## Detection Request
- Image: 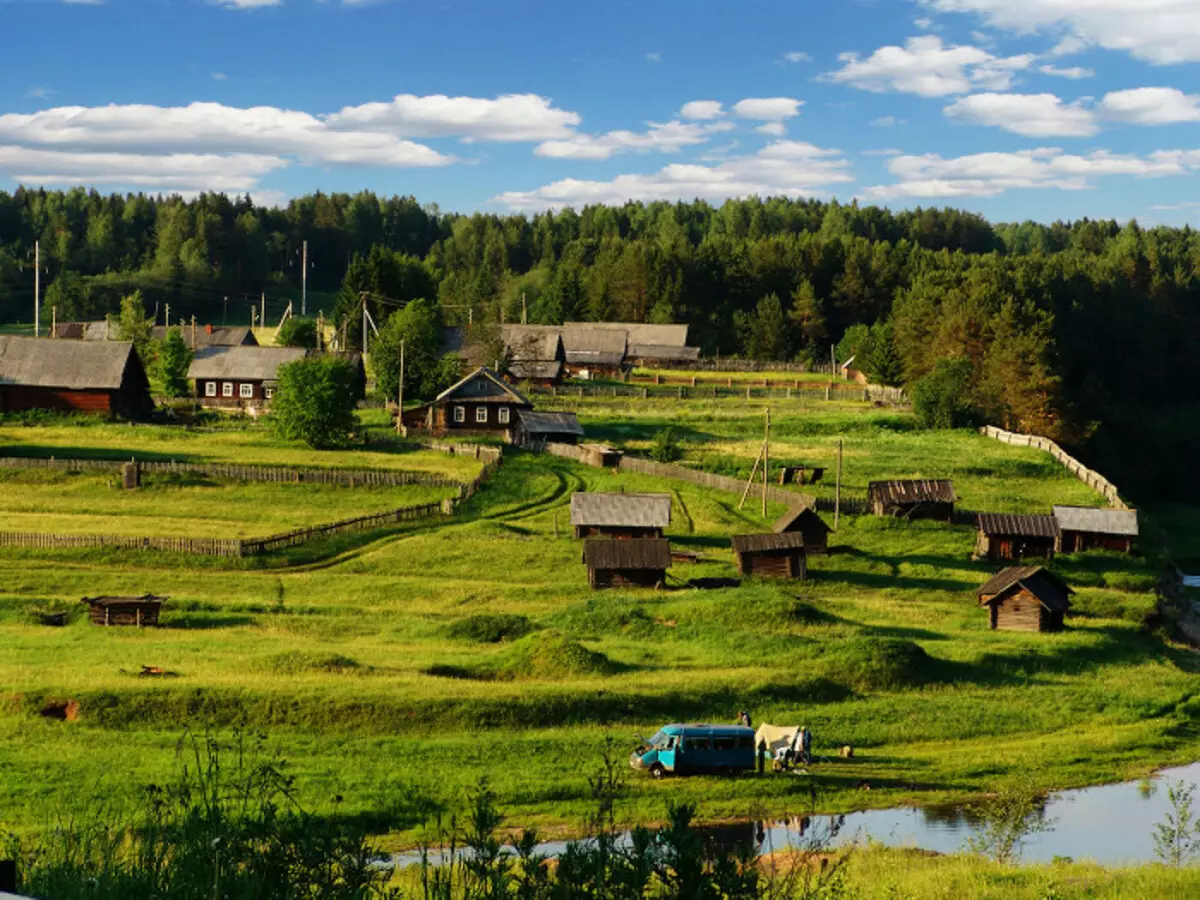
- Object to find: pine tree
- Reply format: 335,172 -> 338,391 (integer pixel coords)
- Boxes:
867,321 -> 904,386
158,328 -> 193,398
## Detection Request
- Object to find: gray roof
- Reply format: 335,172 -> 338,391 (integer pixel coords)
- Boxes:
436,366 -> 532,406
508,360 -> 564,381
731,532 -> 806,554
516,410 -> 585,437
583,538 -> 672,570
868,479 -> 957,505
561,325 -> 628,365
627,344 -> 701,363
187,346 -> 307,382
568,322 -> 689,348
500,325 -> 563,362
773,505 -> 832,537
977,513 -> 1060,538
152,325 -> 257,350
977,566 -> 1072,611
1053,505 -> 1139,537
570,492 -> 672,528
0,335 -> 142,390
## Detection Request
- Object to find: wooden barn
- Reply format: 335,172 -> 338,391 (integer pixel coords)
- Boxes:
0,335 -> 153,417
188,345 -> 307,409
731,532 -> 808,580
1053,506 -> 1138,554
570,492 -> 672,539
151,324 -> 258,351
773,505 -> 832,554
867,479 -> 957,522
514,410 -> 585,446
976,567 -> 1072,633
560,325 -> 628,379
583,538 -> 671,589
975,513 -> 1060,562
500,325 -> 564,385
81,594 -> 167,627
404,367 -> 532,436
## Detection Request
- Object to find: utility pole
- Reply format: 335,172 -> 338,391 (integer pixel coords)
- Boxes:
361,292 -> 369,357
165,303 -> 170,331
191,315 -> 197,349
834,438 -> 843,531
762,407 -> 770,518
260,292 -> 265,336
33,239 -> 39,337
831,344 -> 837,380
301,240 -> 308,317
223,295 -> 228,325
317,311 -> 324,350
521,292 -> 527,325
51,305 -> 56,338
396,339 -> 406,436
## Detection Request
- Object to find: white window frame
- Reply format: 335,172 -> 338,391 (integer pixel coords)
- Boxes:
264,385 -> 275,401
205,381 -> 217,397
239,383 -> 254,399
222,382 -> 234,398
475,406 -> 489,424
498,407 -> 510,425
453,406 -> 466,424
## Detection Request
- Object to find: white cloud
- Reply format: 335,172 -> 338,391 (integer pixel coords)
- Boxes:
914,16 -> 936,29
1048,35 -> 1089,57
824,36 -> 1034,97
1039,64 -> 1094,79
863,146 -> 1198,199
211,72 -> 229,81
871,116 -> 906,127
733,97 -> 803,120
215,0 -> 281,8
783,51 -> 812,63
534,121 -> 733,161
1099,87 -> 1200,125
679,100 -> 725,120
756,122 -> 787,136
0,147 -> 285,192
944,93 -> 1098,136
495,140 -> 853,210
326,93 -> 580,142
645,52 -> 663,63
863,148 -> 905,156
923,0 -> 1200,65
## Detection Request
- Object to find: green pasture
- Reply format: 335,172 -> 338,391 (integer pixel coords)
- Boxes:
631,367 -> 837,385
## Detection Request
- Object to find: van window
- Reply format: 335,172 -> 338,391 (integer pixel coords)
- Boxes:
737,736 -> 755,749
713,737 -> 736,751
684,738 -> 711,751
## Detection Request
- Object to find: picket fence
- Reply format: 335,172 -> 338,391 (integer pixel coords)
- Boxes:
979,426 -> 1128,509
533,382 -> 906,405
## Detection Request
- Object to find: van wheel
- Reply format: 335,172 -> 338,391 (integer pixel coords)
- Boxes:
650,764 -> 666,779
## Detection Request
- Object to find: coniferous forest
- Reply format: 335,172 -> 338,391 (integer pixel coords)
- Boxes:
1,188 -> 1197,500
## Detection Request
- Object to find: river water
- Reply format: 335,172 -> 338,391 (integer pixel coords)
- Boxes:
393,761 -> 1200,868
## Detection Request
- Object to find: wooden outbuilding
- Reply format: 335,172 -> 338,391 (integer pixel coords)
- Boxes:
867,479 -> 957,522
515,410 -> 585,446
975,513 -> 1059,562
1053,506 -> 1138,554
773,505 -> 831,554
976,567 -> 1072,633
570,492 -> 672,539
188,345 -> 307,409
583,538 -> 671,589
151,324 -> 258,351
0,335 -> 153,417
560,325 -> 628,379
81,594 -> 167,627
500,325 -> 565,385
408,367 -> 533,436
731,532 -> 808,580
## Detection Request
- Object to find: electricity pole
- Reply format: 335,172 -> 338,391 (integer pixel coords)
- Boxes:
396,339 -> 405,436
301,240 -> 308,317
33,240 -> 39,337
762,407 -> 770,518
834,438 -> 843,531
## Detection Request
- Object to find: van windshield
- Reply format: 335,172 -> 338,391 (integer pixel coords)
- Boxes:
647,730 -> 669,748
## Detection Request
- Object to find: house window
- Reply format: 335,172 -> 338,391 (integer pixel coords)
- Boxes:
205,382 -> 216,397
498,407 -> 510,425
475,406 -> 489,424
264,386 -> 275,401
239,383 -> 254,399
222,382 -> 233,398
453,406 -> 466,424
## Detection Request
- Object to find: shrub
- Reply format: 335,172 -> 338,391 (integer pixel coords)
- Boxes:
156,327 -> 193,398
258,651 -> 363,674
912,358 -> 982,429
447,614 -> 535,643
275,317 -> 319,348
495,632 -> 618,680
825,637 -> 937,691
649,427 -> 683,463
271,356 -> 359,449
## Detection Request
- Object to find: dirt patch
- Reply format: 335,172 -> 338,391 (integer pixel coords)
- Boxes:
40,699 -> 80,721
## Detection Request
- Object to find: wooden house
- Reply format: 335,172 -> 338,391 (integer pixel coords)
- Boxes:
583,538 -> 671,589
188,345 -> 307,409
514,410 -> 585,446
570,492 -> 672,539
81,594 -> 167,627
560,325 -> 628,379
773,505 -> 831,554
976,567 -> 1072,633
731,532 -> 808,579
500,325 -> 564,385
423,367 -> 533,435
975,513 -> 1059,562
151,324 -> 258,351
1053,506 -> 1138,554
867,479 -> 957,522
0,335 -> 153,417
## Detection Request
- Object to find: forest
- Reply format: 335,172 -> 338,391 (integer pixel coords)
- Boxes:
0,187 -> 1197,501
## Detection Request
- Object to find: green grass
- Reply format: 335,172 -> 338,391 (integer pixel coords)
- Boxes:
0,397 -> 1196,855
632,367 -> 838,384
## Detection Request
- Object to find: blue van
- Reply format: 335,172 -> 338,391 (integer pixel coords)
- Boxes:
630,723 -> 756,778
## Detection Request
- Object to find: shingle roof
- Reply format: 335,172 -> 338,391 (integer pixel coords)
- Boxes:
773,505 -> 832,536
151,325 -> 257,350
569,322 -> 689,348
508,360 -> 564,381
868,479 -> 957,505
1053,505 -> 1139,537
436,366 -> 532,406
731,532 -> 806,554
627,344 -> 701,362
977,566 -> 1073,611
570,492 -> 672,528
561,325 -> 628,366
500,325 -> 563,362
583,538 -> 672,570
81,594 -> 168,608
517,410 -> 585,437
187,346 -> 307,381
977,513 -> 1060,538
0,335 -> 141,390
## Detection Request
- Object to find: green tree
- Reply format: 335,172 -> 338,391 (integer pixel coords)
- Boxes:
157,328 -> 193,398
271,356 -> 359,449
649,428 -> 683,463
275,317 -> 319,348
1153,781 -> 1200,868
371,298 -> 452,401
115,291 -> 153,363
867,321 -> 904,386
912,358 -> 980,429
965,782 -> 1055,865
787,279 -> 827,345
735,293 -> 789,361
836,323 -> 874,368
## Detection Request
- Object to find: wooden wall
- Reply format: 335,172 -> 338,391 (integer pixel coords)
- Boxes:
980,535 -> 1056,562
588,568 -> 665,589
736,550 -> 806,580
574,525 -> 663,540
1059,531 -> 1133,554
0,386 -> 113,413
989,588 -> 1062,632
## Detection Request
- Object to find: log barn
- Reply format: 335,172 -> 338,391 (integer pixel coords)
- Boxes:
500,325 -> 564,385
81,594 -> 167,627
560,325 -> 628,379
1053,506 -> 1138,554
976,567 -> 1072,633
514,410 -> 585,445
867,479 -> 957,522
0,335 -> 153,416
731,532 -> 808,579
570,492 -> 672,539
404,367 -> 532,436
975,513 -> 1059,562
188,345 -> 307,409
773,505 -> 832,554
583,538 -> 671,589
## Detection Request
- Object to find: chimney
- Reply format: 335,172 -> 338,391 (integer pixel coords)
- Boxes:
206,324 -> 213,335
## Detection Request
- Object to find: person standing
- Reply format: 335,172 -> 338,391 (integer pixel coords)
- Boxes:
738,709 -> 752,728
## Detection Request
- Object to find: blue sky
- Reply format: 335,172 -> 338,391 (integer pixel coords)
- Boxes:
1,0 -> 1198,224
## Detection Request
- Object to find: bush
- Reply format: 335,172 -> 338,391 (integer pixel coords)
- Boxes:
275,317 -> 319,348
447,614 -> 535,643
156,327 -> 193,398
912,358 -> 982,429
825,637 -> 938,691
650,427 -> 683,463
271,356 -> 359,449
257,651 -> 363,674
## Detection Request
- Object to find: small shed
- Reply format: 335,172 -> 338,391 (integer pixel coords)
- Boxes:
1053,506 -> 1138,554
81,594 -> 167,627
975,513 -> 1060,562
570,492 -> 672,539
867,479 -> 956,522
731,532 -> 808,580
515,410 -> 585,446
583,538 -> 671,589
976,567 -> 1072,633
773,505 -> 831,554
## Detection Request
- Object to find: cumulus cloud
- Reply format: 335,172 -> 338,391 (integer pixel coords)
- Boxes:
733,97 -> 803,120
922,0 -> 1200,65
1099,87 -> 1200,125
756,122 -> 787,137
1039,64 -> 1094,79
494,140 -> 854,210
679,100 -> 725,120
863,146 -> 1198,199
534,121 -> 733,161
943,93 -> 1098,137
326,93 -> 580,142
824,36 -> 1034,97
0,147 -> 285,192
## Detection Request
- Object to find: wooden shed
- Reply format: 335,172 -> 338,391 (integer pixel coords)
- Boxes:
570,492 -> 672,539
500,325 -> 564,385
583,538 -> 671,589
514,410 -> 585,446
773,505 -> 831,554
975,513 -> 1059,562
560,325 -> 628,379
867,479 -> 956,522
0,335 -> 153,417
976,567 -> 1072,633
151,324 -> 258,351
81,594 -> 167,627
731,532 -> 807,580
1053,506 -> 1138,554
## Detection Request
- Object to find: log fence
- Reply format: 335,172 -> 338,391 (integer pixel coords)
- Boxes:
533,383 -> 906,405
979,426 -> 1128,509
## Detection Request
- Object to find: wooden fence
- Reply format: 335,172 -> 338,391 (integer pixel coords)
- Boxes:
239,500 -> 447,555
533,383 -> 907,405
979,426 -> 1128,509
0,530 -> 244,557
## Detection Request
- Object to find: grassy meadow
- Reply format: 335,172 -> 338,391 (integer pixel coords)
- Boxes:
0,394 -> 1196,863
